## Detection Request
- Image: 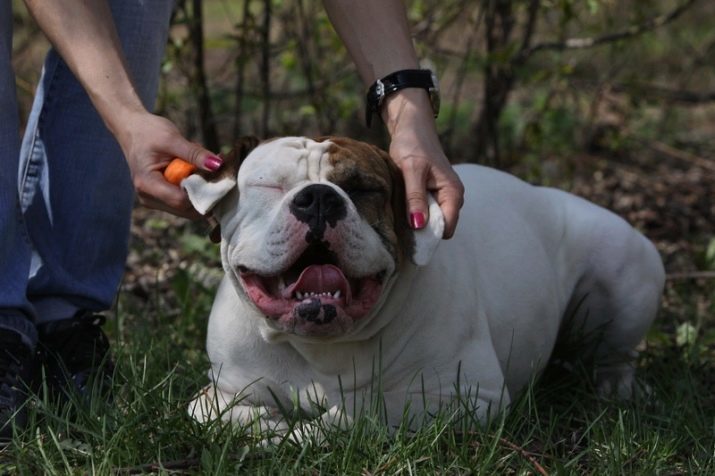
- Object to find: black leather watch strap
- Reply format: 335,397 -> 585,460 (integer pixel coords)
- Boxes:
365,69 -> 440,127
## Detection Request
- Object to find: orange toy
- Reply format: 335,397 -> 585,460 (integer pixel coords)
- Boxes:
163,158 -> 196,185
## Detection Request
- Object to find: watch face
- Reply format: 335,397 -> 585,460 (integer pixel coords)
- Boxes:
430,71 -> 440,90
429,71 -> 440,117
375,79 -> 386,106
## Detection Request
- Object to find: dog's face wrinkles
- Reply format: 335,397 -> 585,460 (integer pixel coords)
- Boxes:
194,136 -> 413,339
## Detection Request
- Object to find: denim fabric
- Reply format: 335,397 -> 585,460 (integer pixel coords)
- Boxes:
0,0 -> 35,342
1,0 -> 174,343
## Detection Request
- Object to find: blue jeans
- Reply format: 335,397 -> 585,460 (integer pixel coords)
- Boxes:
0,0 -> 174,347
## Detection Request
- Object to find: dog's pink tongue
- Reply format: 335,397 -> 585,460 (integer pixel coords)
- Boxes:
294,265 -> 349,295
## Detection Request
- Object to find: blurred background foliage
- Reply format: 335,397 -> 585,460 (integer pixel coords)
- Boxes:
11,0 -> 715,168
10,0 -> 714,328
163,0 -> 714,171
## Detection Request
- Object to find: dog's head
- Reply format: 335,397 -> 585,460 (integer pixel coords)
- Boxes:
183,136 -> 443,339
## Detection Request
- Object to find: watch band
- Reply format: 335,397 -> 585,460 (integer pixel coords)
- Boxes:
365,69 -> 440,127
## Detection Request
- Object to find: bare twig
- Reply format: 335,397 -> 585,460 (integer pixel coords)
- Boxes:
414,0 -> 472,44
614,82 -> 715,105
667,271 -> 715,280
260,0 -> 272,137
189,0 -> 219,151
498,437 -> 550,476
443,3 -> 483,153
10,27 -> 42,64
523,0 -> 699,57
117,457 -> 201,474
116,446 -> 273,474
517,0 -> 541,61
466,432 -> 550,476
472,0 -> 524,165
471,0 -> 542,164
233,0 -> 254,141
14,76 -> 35,95
235,65 -> 354,100
295,0 -> 327,133
647,141 -> 715,173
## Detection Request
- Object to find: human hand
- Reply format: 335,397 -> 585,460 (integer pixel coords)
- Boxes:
382,89 -> 464,238
112,110 -> 222,219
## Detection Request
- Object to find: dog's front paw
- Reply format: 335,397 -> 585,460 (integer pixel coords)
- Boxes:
188,385 -> 287,432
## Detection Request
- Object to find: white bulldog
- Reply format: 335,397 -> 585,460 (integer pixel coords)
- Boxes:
183,136 -> 665,431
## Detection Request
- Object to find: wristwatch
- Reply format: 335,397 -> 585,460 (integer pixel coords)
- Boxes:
365,69 -> 440,127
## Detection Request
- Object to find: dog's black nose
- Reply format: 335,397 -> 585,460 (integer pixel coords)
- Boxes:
290,184 -> 347,242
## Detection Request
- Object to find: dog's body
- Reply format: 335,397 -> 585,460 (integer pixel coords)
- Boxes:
184,136 -> 664,429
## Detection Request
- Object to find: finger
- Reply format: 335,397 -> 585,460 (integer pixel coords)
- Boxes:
433,179 -> 464,239
172,138 -> 223,172
135,171 -> 202,219
400,157 -> 430,230
437,193 -> 461,239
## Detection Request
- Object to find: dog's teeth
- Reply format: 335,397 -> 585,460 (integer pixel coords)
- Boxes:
293,290 -> 343,300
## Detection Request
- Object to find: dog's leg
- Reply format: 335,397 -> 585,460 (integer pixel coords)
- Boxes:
567,221 -> 665,399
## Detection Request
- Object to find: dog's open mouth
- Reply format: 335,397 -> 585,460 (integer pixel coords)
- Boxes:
238,243 -> 384,335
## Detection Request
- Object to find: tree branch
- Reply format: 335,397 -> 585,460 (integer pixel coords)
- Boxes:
614,82 -> 715,104
260,0 -> 272,137
233,0 -> 255,141
517,0 -> 540,60
189,0 -> 219,151
522,0 -> 700,58
667,271 -> 715,280
443,3 -> 484,154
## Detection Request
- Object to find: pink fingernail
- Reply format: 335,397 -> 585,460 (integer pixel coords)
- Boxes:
204,155 -> 223,171
410,212 -> 426,229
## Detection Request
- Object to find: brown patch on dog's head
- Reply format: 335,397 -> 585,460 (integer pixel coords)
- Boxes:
319,136 -> 414,266
197,135 -> 260,183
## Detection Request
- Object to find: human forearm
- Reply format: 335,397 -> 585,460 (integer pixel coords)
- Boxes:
22,0 -> 145,138
23,0 -> 221,218
323,0 -> 464,238
322,0 -> 433,133
322,0 -> 419,84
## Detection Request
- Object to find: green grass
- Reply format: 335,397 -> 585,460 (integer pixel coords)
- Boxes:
1,271 -> 713,475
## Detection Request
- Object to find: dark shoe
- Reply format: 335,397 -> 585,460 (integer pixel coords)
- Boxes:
37,311 -> 114,402
0,329 -> 35,444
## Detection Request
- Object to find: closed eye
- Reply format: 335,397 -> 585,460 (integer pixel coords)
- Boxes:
345,188 -> 386,201
334,169 -> 389,201
246,183 -> 283,192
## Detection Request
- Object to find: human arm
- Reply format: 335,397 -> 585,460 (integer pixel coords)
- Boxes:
22,0 -> 221,218
322,0 -> 464,238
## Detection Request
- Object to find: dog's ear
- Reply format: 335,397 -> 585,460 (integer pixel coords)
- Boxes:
183,136 -> 260,215
411,195 -> 444,266
182,174 -> 235,216
231,135 -> 261,161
